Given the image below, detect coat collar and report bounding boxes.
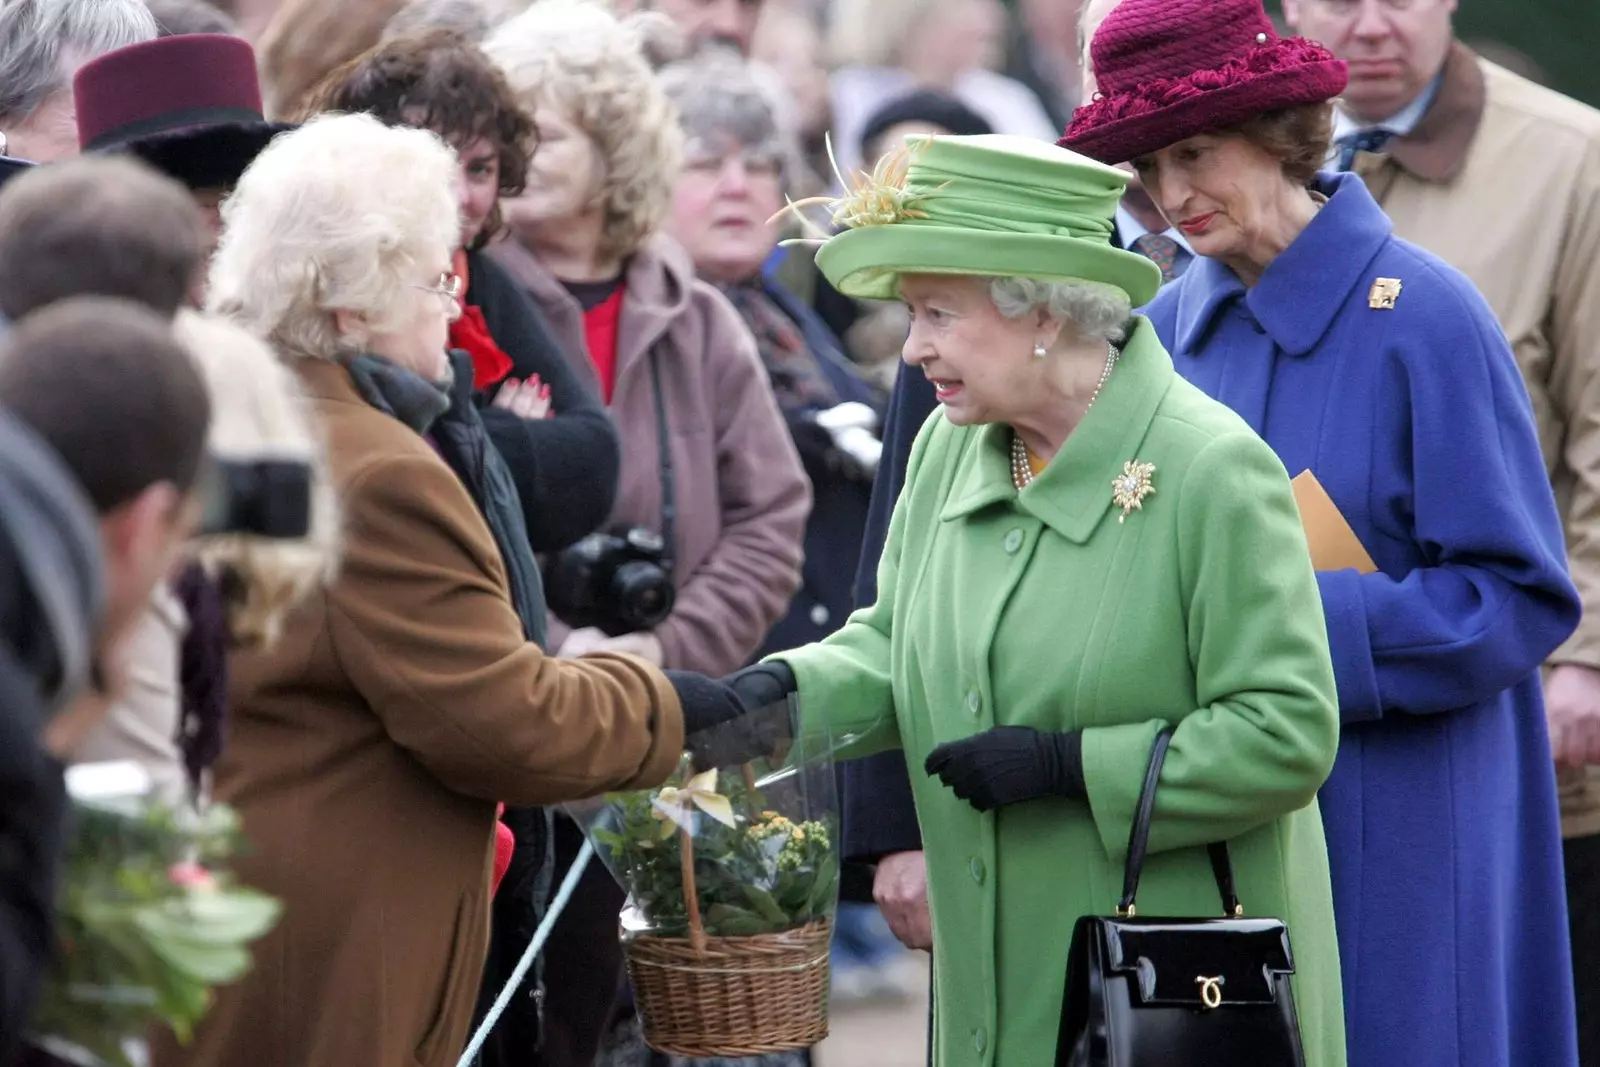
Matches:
[294,357,365,405]
[1169,172,1393,358]
[1374,41,1487,184]
[939,317,1173,544]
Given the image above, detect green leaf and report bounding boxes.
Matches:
[740,885,790,925]
[806,861,838,917]
[704,904,772,936]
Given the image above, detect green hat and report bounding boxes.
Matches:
[812,134,1161,306]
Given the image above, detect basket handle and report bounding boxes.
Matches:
[679,824,707,956]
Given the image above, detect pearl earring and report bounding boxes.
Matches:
[1033,343,1048,359]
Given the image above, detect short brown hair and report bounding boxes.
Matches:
[300,30,536,249]
[0,156,202,320]
[1230,102,1334,187]
[0,297,211,512]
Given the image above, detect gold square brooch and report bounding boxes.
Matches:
[1368,278,1402,310]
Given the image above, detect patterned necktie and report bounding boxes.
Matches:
[1337,128,1393,171]
[1131,232,1185,284]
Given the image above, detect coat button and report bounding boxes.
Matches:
[972,1027,988,1054]
[970,857,986,885]
[966,689,981,715]
[809,603,830,627]
[1003,528,1023,554]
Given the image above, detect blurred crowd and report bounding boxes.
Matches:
[1,0,1599,1065]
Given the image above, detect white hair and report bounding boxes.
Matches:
[383,0,495,42]
[0,0,157,123]
[174,310,342,649]
[206,112,461,361]
[987,276,1132,344]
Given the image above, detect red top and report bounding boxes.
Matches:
[583,286,626,404]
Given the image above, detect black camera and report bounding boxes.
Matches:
[196,457,313,539]
[543,526,675,637]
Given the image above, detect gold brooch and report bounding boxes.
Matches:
[1368,278,1402,310]
[1112,461,1156,523]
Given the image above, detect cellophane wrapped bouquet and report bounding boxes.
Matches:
[28,763,281,1067]
[580,699,841,1057]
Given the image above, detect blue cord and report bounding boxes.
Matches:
[456,838,596,1067]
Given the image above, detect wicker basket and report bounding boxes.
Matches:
[622,815,832,1056]
[625,918,832,1057]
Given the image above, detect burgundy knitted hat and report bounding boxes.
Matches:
[1059,0,1348,165]
[74,35,291,189]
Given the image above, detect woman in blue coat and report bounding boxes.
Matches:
[1061,1,1583,1065]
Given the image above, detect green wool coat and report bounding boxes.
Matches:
[778,319,1347,1067]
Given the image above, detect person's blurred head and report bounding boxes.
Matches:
[146,0,240,37]
[486,0,683,263]
[303,30,537,251]
[0,156,203,321]
[639,0,764,55]
[0,0,157,163]
[660,51,794,284]
[1283,0,1456,123]
[749,5,830,142]
[208,113,462,379]
[174,310,340,650]
[831,0,1003,85]
[858,90,994,170]
[0,297,211,648]
[383,0,495,42]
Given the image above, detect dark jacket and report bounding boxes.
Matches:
[431,350,555,1065]
[754,276,881,659]
[466,249,620,554]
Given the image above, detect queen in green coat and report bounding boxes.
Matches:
[678,134,1347,1066]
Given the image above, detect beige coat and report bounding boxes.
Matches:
[1349,44,1600,835]
[489,233,811,675]
[153,359,685,1067]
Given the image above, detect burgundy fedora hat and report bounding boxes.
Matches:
[1058,0,1348,166]
[74,34,291,188]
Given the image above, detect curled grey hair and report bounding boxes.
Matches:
[988,276,1132,345]
[658,49,799,190]
[0,0,157,124]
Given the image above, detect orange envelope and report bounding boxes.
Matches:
[1290,471,1378,574]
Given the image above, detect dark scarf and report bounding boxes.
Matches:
[344,351,548,647]
[172,563,229,794]
[718,281,842,414]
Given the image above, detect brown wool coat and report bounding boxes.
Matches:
[490,233,811,675]
[152,359,685,1067]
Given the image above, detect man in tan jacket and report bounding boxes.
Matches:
[1285,0,1600,1055]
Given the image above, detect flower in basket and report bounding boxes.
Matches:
[27,762,281,1067]
[590,759,839,942]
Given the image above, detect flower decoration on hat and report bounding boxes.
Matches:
[652,769,737,837]
[774,135,943,240]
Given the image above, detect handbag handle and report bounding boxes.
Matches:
[1116,727,1243,919]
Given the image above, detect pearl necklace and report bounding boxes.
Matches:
[1011,343,1120,490]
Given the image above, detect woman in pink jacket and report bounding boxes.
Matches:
[482,3,811,1061]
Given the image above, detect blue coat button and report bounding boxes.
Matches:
[972,1027,988,1053]
[1004,528,1023,554]
[970,857,986,885]
[966,689,981,715]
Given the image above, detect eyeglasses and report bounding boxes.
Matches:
[411,272,463,312]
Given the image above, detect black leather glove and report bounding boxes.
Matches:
[924,726,1086,812]
[665,663,798,769]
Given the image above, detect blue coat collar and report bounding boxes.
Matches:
[940,318,1174,544]
[1170,172,1394,359]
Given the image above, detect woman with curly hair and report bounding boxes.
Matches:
[482,2,810,1061]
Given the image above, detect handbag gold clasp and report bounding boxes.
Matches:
[1195,975,1224,1010]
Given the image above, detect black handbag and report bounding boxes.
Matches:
[1056,727,1306,1067]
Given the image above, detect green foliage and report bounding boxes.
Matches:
[29,799,281,1067]
[597,771,838,940]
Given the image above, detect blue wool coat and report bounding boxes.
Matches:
[1145,172,1582,1067]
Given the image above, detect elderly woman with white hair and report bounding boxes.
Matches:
[678,134,1351,1065]
[152,112,693,1067]
[482,4,810,1061]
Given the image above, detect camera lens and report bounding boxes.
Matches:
[610,560,675,631]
